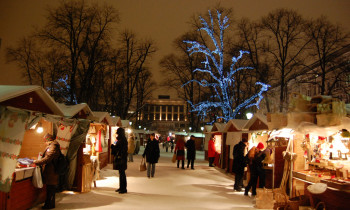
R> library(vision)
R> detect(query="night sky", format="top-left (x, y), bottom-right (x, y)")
top-left (0, 0), bottom-right (349, 99)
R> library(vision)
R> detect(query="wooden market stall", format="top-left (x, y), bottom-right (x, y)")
top-left (0, 85), bottom-right (64, 210)
top-left (57, 103), bottom-right (95, 193)
top-left (208, 123), bottom-right (225, 168)
top-left (291, 117), bottom-right (350, 210)
top-left (223, 119), bottom-right (248, 173)
top-left (203, 125), bottom-right (213, 161)
top-left (90, 111), bottom-right (115, 169)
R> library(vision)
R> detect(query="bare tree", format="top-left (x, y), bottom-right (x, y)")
top-left (37, 0), bottom-right (119, 104)
top-left (160, 32), bottom-right (205, 130)
top-left (6, 36), bottom-right (40, 85)
top-left (302, 16), bottom-right (349, 95)
top-left (235, 18), bottom-right (273, 113)
top-left (261, 8), bottom-right (310, 112)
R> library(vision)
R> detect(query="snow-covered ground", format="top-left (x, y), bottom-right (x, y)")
top-left (31, 146), bottom-right (257, 210)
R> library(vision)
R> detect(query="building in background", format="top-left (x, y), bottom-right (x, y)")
top-left (138, 95), bottom-right (188, 136)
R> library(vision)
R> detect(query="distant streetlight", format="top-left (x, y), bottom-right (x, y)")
top-left (139, 125), bottom-right (141, 129)
top-left (129, 121), bottom-right (132, 126)
top-left (246, 112), bottom-right (253, 120)
top-left (201, 127), bottom-right (204, 131)
top-left (189, 127), bottom-right (192, 131)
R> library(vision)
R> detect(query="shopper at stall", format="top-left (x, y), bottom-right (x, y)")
top-left (244, 142), bottom-right (266, 196)
top-left (175, 137), bottom-right (185, 169)
top-left (232, 138), bottom-right (248, 191)
top-left (208, 137), bottom-right (216, 167)
top-left (185, 135), bottom-right (196, 169)
top-left (33, 133), bottom-right (60, 209)
top-left (142, 133), bottom-right (160, 178)
top-left (111, 127), bottom-right (128, 194)
top-left (127, 133), bottom-right (135, 162)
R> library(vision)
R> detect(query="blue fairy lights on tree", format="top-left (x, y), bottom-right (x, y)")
top-left (183, 10), bottom-right (270, 122)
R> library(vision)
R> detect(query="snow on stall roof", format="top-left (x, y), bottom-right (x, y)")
top-left (0, 85), bottom-right (64, 116)
top-left (121, 120), bottom-right (130, 128)
top-left (295, 117), bottom-right (350, 136)
top-left (224, 119), bottom-right (249, 132)
top-left (92, 111), bottom-right (114, 125)
top-left (242, 113), bottom-right (268, 131)
top-left (57, 103), bottom-right (94, 119)
top-left (211, 123), bottom-right (226, 132)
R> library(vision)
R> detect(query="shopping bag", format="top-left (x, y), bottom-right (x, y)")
top-left (32, 166), bottom-right (43, 188)
top-left (139, 158), bottom-right (146, 172)
top-left (172, 153), bottom-right (176, 163)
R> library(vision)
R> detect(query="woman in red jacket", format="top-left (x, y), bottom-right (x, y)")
top-left (174, 138), bottom-right (185, 169)
top-left (208, 137), bottom-right (216, 167)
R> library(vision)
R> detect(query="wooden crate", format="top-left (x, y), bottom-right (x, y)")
top-left (81, 163), bottom-right (92, 193)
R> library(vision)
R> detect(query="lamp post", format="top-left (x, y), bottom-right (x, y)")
top-left (246, 112), bottom-right (253, 120)
top-left (201, 126), bottom-right (204, 151)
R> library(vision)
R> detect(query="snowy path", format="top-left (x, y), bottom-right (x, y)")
top-left (32, 147), bottom-right (256, 210)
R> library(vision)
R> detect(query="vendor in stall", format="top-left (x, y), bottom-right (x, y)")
top-left (33, 133), bottom-right (60, 209)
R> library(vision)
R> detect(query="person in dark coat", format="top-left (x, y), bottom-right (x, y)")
top-left (170, 138), bottom-right (174, 153)
top-left (111, 127), bottom-right (128, 194)
top-left (175, 137), bottom-right (185, 169)
top-left (185, 135), bottom-right (196, 169)
top-left (245, 142), bottom-right (266, 196)
top-left (33, 133), bottom-right (60, 209)
top-left (142, 133), bottom-right (160, 178)
top-left (232, 138), bottom-right (248, 191)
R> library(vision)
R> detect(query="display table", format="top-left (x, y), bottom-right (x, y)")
top-left (0, 169), bottom-right (46, 210)
top-left (293, 176), bottom-right (350, 210)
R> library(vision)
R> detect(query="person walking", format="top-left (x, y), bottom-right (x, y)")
top-left (33, 133), bottom-right (60, 209)
top-left (245, 142), bottom-right (266, 196)
top-left (111, 127), bottom-right (128, 194)
top-left (165, 136), bottom-right (170, 152)
top-left (127, 133), bottom-right (135, 162)
top-left (208, 137), bottom-right (216, 167)
top-left (185, 135), bottom-right (196, 169)
top-left (170, 138), bottom-right (174, 153)
top-left (232, 138), bottom-right (248, 191)
top-left (142, 133), bottom-right (160, 178)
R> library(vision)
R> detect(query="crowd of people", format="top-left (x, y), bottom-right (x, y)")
top-left (32, 129), bottom-right (268, 209)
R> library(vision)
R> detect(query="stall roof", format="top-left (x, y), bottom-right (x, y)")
top-left (211, 123), bottom-right (226, 133)
top-left (204, 125), bottom-right (213, 133)
top-left (294, 116), bottom-right (350, 137)
top-left (133, 129), bottom-right (145, 134)
top-left (92, 111), bottom-right (114, 125)
top-left (188, 132), bottom-right (205, 138)
top-left (57, 103), bottom-right (95, 120)
top-left (111, 116), bottom-right (122, 126)
top-left (224, 119), bottom-right (249, 132)
top-left (242, 113), bottom-right (268, 131)
top-left (0, 85), bottom-right (64, 116)
top-left (121, 120), bottom-right (130, 128)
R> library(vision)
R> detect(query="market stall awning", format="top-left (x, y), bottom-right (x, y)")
top-left (0, 85), bottom-right (64, 116)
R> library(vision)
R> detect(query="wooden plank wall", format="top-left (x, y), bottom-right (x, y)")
top-left (19, 120), bottom-right (52, 159)
top-left (0, 178), bottom-right (46, 210)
